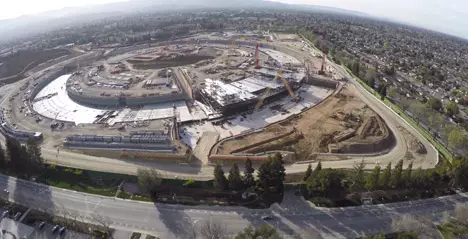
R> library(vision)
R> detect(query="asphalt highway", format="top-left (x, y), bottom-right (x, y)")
top-left (1, 174), bottom-right (466, 238)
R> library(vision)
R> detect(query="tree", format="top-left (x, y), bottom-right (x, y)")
top-left (91, 213), bottom-right (114, 239)
top-left (228, 163), bottom-right (243, 191)
top-left (364, 69), bottom-right (376, 88)
top-left (365, 166), bottom-right (381, 191)
top-left (428, 113), bottom-right (444, 137)
top-left (391, 160), bottom-right (404, 188)
top-left (380, 162), bottom-right (392, 189)
top-left (26, 138), bottom-right (43, 175)
top-left (307, 168), bottom-right (345, 198)
top-left (350, 160), bottom-right (365, 192)
top-left (400, 97), bottom-right (411, 112)
top-left (378, 84), bottom-right (387, 100)
top-left (392, 214), bottom-right (437, 238)
top-left (352, 61), bottom-right (360, 76)
top-left (0, 144), bottom-right (6, 170)
top-left (137, 168), bottom-right (161, 198)
top-left (411, 102), bottom-right (428, 125)
top-left (303, 164), bottom-right (312, 181)
top-left (454, 203), bottom-right (468, 227)
top-left (453, 159), bottom-right (468, 190)
top-left (257, 154), bottom-right (285, 194)
top-left (235, 224), bottom-right (283, 239)
top-left (446, 101), bottom-right (459, 117)
top-left (448, 127), bottom-right (466, 152)
top-left (198, 219), bottom-right (227, 239)
top-left (314, 160), bottom-right (322, 173)
top-left (243, 158), bottom-right (255, 188)
top-left (405, 162), bottom-right (413, 186)
top-left (409, 167), bottom-right (433, 189)
top-left (214, 163), bottom-right (228, 190)
top-left (426, 97), bottom-right (442, 111)
top-left (388, 86), bottom-right (397, 99)
top-left (6, 137), bottom-right (29, 177)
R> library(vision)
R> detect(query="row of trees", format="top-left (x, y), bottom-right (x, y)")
top-left (0, 137), bottom-right (43, 178)
top-left (303, 158), bottom-right (468, 198)
top-left (214, 153), bottom-right (285, 196)
top-left (407, 98), bottom-right (467, 154)
top-left (193, 219), bottom-right (283, 239)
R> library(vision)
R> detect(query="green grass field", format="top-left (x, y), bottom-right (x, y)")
top-left (438, 222), bottom-right (468, 239)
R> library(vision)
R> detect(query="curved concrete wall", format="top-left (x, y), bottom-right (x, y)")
top-left (30, 68), bottom-right (68, 100)
top-left (60, 40), bottom-right (285, 107)
top-left (66, 88), bottom-right (189, 107)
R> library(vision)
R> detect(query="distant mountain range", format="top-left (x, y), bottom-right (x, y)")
top-left (0, 0), bottom-right (370, 42)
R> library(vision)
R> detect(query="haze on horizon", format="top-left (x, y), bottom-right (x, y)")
top-left (0, 0), bottom-right (467, 39)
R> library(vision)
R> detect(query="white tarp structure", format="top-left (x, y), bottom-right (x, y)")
top-left (33, 75), bottom-right (107, 124)
top-left (34, 75), bottom-right (207, 125)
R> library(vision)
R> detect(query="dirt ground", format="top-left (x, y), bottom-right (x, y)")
top-left (217, 85), bottom-right (390, 160)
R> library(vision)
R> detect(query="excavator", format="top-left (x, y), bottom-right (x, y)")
top-left (255, 69), bottom-right (298, 110)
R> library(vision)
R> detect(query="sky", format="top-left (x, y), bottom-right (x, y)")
top-left (272, 0), bottom-right (468, 39)
top-left (0, 0), bottom-right (128, 19)
top-left (0, 0), bottom-right (467, 39)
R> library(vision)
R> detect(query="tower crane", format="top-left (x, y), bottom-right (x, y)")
top-left (318, 53), bottom-right (327, 75)
top-left (255, 43), bottom-right (261, 69)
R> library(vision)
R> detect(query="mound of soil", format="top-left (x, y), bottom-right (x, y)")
top-left (409, 139), bottom-right (427, 154)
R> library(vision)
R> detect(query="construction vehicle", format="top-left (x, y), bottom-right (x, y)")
top-left (255, 70), bottom-right (297, 110)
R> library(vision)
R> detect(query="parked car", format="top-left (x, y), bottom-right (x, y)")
top-left (52, 225), bottom-right (60, 233)
top-left (38, 221), bottom-right (46, 230)
top-left (59, 227), bottom-right (66, 235)
top-left (261, 215), bottom-right (273, 220)
top-left (13, 212), bottom-right (22, 221)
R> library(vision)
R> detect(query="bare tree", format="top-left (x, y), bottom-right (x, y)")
top-left (91, 213), bottom-right (115, 239)
top-left (44, 205), bottom-right (86, 237)
top-left (198, 218), bottom-right (227, 239)
top-left (455, 204), bottom-right (468, 226)
top-left (391, 214), bottom-right (438, 238)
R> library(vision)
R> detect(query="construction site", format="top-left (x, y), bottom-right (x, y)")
top-left (212, 85), bottom-right (395, 162)
top-left (1, 31), bottom-right (403, 166)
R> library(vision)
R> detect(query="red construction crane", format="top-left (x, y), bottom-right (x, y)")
top-left (318, 53), bottom-right (327, 75)
top-left (318, 31), bottom-right (328, 75)
top-left (255, 43), bottom-right (261, 69)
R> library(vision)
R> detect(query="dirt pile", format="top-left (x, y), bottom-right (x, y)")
top-left (409, 139), bottom-right (427, 154)
top-left (358, 116), bottom-right (384, 139)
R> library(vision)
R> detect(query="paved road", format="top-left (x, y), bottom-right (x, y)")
top-left (0, 174), bottom-right (465, 238)
top-left (0, 43), bottom-right (438, 179)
